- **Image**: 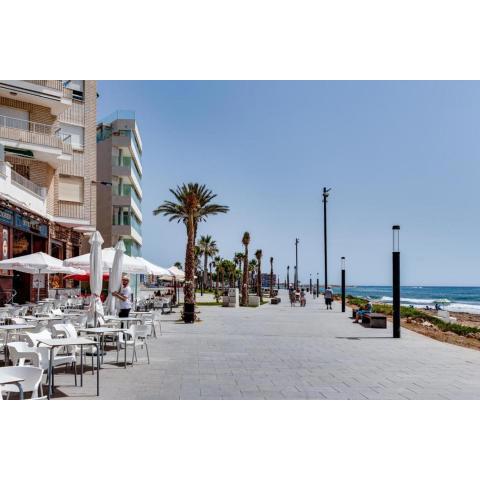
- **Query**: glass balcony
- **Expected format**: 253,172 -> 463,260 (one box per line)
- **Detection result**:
120,184 -> 142,208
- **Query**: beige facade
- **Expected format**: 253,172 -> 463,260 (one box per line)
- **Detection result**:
0,80 -> 97,303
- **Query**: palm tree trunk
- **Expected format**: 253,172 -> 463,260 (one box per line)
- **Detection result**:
203,253 -> 208,287
183,215 -> 196,323
242,248 -> 249,306
257,262 -> 263,300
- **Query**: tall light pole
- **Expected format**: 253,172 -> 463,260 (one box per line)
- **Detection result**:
341,257 -> 346,312
287,265 -> 290,288
295,238 -> 299,289
392,225 -> 401,338
316,272 -> 319,298
309,274 -> 312,294
322,187 -> 331,291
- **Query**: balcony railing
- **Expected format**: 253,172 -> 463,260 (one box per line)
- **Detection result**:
26,80 -> 64,90
0,114 -> 72,154
24,81 -> 73,100
10,168 -> 47,198
0,161 -> 47,199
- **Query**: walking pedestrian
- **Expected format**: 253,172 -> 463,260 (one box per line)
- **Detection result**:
324,286 -> 334,310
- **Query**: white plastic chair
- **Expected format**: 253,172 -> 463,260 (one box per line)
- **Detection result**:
116,324 -> 150,365
0,366 -> 45,399
25,330 -> 77,375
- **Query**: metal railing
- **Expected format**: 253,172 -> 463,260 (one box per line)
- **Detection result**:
9,167 -> 47,198
25,80 -> 63,90
0,114 -> 72,149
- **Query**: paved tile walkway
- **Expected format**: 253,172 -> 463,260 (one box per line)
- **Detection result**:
53,291 -> 480,399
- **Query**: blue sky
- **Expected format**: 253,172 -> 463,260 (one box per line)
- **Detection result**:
97,81 -> 480,286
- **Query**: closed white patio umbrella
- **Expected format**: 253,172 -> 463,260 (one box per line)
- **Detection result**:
104,240 -> 125,316
88,231 -> 104,327
0,252 -> 85,301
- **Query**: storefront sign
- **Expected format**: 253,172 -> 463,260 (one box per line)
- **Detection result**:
14,213 -> 48,238
0,207 -> 14,227
2,228 -> 7,258
1,227 -> 8,275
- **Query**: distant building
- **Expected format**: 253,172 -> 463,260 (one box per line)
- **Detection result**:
96,111 -> 143,257
260,273 -> 277,288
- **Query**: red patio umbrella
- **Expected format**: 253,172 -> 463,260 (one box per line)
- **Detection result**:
64,272 -> 110,282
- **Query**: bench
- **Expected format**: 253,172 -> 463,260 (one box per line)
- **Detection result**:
362,313 -> 387,328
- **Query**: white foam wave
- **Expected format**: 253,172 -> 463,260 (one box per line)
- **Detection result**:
379,296 -> 451,305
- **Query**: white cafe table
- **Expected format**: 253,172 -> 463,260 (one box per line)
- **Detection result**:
79,327 -> 128,367
0,368 -> 24,400
104,316 -> 144,327
36,337 -> 100,399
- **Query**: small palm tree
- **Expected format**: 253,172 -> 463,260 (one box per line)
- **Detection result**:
269,256 -> 274,297
213,255 -> 221,295
255,249 -> 263,301
153,183 -> 229,323
174,261 -> 183,269
197,235 -> 218,288
249,258 -> 257,289
241,232 -> 250,306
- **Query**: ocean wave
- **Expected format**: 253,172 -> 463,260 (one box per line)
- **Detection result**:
379,296 -> 451,305
447,303 -> 480,313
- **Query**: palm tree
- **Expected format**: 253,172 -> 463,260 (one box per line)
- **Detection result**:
241,232 -> 250,306
174,261 -> 183,269
249,259 -> 257,288
255,249 -> 263,301
213,255 -> 221,295
269,256 -> 274,297
197,235 -> 218,288
153,183 -> 229,323
209,261 -> 213,290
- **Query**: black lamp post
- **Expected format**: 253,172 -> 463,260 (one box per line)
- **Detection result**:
392,225 -> 401,339
287,265 -> 290,288
322,187 -> 331,291
309,274 -> 312,294
316,273 -> 319,298
295,238 -> 299,289
341,257 -> 346,312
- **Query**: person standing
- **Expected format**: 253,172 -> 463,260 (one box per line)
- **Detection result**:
324,286 -> 334,310
114,276 -> 133,318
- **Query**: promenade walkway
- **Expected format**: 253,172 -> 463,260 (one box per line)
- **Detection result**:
55,291 -> 480,399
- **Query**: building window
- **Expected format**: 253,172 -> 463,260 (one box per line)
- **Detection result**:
59,123 -> 84,148
0,106 -> 29,131
58,175 -> 84,203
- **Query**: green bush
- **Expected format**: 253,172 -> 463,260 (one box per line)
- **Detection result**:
348,295 -> 480,338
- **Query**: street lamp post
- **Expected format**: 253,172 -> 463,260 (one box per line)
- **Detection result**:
341,257 -> 346,312
316,273 -> 319,298
392,226 -> 401,338
322,187 -> 331,291
309,274 -> 312,294
287,266 -> 290,288
295,238 -> 299,289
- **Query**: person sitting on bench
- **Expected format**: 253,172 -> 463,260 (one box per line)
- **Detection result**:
353,301 -> 373,323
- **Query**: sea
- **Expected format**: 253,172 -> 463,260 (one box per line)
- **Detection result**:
329,286 -> 480,314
